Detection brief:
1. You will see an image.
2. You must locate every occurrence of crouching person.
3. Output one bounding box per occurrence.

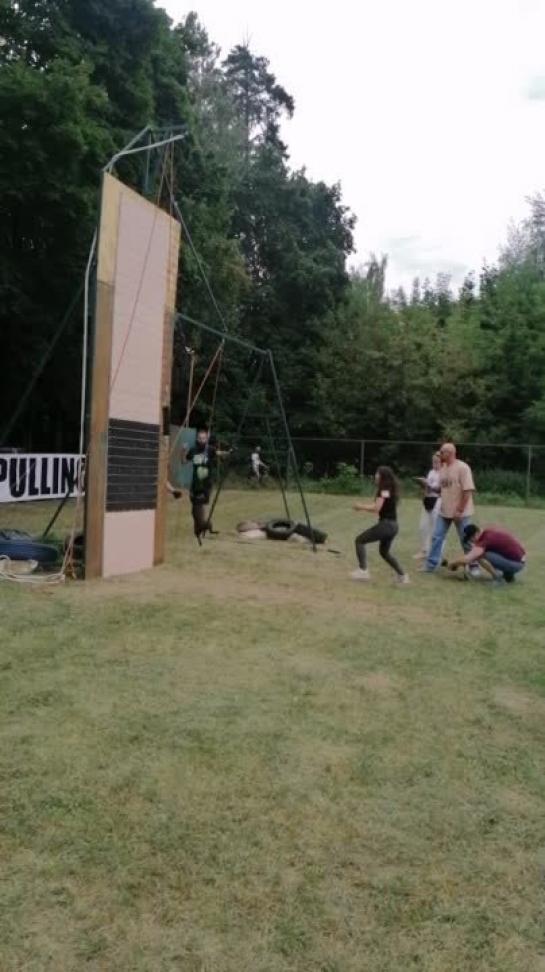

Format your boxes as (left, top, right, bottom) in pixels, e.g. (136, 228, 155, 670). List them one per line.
(448, 524, 526, 583)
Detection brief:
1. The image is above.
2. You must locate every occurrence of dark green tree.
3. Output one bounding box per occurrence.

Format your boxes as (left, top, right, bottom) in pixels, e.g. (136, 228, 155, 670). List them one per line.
(223, 44, 294, 161)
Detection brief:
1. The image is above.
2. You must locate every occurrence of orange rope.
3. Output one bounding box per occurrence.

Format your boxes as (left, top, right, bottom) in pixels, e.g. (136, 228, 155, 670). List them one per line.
(184, 350, 196, 428)
(169, 340, 224, 468)
(208, 341, 224, 436)
(181, 341, 224, 428)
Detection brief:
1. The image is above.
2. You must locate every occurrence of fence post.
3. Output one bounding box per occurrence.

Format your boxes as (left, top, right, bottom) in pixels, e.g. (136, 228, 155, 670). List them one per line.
(359, 440, 365, 481)
(526, 445, 533, 504)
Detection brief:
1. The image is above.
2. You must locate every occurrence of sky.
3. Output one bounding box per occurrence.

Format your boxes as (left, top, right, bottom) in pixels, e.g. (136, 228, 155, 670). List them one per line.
(162, 0, 545, 292)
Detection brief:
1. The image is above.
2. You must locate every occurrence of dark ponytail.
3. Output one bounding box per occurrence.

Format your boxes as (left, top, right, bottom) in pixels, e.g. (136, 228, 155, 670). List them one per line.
(376, 465, 399, 501)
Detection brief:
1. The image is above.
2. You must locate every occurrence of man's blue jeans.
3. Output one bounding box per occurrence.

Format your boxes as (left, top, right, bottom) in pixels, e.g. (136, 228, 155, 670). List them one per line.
(484, 551, 525, 580)
(426, 516, 471, 570)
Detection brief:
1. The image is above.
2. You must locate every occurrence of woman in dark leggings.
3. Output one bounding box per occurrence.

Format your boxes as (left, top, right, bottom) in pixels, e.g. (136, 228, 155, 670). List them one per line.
(351, 466, 409, 584)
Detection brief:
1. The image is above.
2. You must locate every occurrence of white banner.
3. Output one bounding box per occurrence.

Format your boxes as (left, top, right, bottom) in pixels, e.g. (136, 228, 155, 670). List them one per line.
(0, 454, 84, 503)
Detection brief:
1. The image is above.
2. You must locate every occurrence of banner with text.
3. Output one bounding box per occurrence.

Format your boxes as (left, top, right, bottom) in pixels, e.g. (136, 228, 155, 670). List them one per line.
(0, 454, 84, 503)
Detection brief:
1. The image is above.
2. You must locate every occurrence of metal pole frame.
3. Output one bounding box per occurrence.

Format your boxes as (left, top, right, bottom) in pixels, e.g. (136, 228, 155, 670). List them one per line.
(103, 131, 187, 174)
(264, 416, 291, 520)
(177, 313, 265, 357)
(526, 445, 533, 504)
(175, 313, 316, 545)
(205, 356, 266, 533)
(359, 439, 365, 482)
(267, 351, 317, 552)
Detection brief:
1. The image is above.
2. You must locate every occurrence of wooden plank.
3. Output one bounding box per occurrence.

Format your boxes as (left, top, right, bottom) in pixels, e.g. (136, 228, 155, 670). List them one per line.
(154, 441, 169, 565)
(166, 220, 181, 311)
(97, 174, 122, 286)
(154, 306, 176, 565)
(154, 215, 180, 565)
(85, 281, 114, 578)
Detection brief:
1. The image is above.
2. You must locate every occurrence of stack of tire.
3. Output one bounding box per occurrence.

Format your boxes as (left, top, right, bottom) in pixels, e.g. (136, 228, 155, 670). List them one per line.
(236, 519, 327, 545)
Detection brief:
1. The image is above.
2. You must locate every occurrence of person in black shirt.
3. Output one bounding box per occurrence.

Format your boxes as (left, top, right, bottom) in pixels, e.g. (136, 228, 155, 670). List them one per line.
(184, 427, 229, 542)
(351, 466, 409, 584)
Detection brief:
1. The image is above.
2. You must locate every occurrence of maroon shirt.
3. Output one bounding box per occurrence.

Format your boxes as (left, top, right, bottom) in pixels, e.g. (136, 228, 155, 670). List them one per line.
(478, 528, 525, 562)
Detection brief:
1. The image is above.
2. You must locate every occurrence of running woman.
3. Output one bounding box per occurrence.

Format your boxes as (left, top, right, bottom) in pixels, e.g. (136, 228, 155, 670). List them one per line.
(351, 466, 409, 584)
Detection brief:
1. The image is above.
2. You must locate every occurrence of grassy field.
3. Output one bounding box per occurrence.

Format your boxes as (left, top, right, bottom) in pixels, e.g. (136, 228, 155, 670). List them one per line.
(1, 490, 545, 971)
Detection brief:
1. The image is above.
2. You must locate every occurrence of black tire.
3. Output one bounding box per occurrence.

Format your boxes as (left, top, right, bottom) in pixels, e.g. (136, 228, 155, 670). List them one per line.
(0, 538, 59, 564)
(293, 522, 328, 544)
(265, 518, 296, 541)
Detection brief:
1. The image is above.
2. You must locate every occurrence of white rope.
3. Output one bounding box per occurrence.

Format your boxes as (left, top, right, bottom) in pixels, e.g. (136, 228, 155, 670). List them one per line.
(0, 556, 66, 585)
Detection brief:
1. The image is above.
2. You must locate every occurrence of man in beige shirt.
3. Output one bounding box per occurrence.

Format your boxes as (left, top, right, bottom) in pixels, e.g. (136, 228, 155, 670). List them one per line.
(423, 442, 476, 571)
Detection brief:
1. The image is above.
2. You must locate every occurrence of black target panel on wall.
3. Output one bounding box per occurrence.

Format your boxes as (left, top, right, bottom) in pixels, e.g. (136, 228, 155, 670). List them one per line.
(106, 418, 160, 512)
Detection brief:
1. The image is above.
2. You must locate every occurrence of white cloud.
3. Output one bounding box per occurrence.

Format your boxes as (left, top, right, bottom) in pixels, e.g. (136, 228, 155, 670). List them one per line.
(526, 75, 545, 100)
(162, 0, 545, 289)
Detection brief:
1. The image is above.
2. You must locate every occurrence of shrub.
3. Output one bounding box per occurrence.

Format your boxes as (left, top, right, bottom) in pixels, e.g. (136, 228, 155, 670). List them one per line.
(304, 462, 367, 495)
(475, 468, 528, 498)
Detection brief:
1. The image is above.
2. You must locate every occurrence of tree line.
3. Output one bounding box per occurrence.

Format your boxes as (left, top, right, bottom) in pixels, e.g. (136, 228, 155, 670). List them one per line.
(1, 0, 544, 453)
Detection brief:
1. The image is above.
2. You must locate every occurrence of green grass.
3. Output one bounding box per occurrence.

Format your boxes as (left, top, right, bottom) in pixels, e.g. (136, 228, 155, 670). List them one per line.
(1, 492, 545, 971)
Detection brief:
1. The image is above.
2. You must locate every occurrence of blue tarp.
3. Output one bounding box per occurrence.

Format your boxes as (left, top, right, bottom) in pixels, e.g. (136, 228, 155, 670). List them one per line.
(169, 426, 196, 488)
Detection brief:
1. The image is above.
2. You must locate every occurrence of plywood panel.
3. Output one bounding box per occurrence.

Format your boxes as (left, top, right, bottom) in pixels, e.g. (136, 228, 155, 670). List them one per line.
(103, 510, 156, 577)
(109, 194, 171, 425)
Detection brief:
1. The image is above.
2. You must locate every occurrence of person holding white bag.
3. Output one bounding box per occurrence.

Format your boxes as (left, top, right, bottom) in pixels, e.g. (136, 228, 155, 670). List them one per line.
(413, 452, 442, 560)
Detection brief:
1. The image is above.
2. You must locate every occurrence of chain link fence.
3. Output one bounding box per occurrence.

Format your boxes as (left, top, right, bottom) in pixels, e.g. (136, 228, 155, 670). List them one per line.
(230, 436, 545, 502)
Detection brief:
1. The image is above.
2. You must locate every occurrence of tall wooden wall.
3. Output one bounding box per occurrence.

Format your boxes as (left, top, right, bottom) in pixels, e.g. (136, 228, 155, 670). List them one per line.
(85, 173, 180, 578)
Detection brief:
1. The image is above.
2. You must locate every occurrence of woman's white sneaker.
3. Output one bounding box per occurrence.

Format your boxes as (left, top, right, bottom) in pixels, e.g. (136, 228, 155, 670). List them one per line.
(351, 568, 370, 581)
(395, 573, 410, 585)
